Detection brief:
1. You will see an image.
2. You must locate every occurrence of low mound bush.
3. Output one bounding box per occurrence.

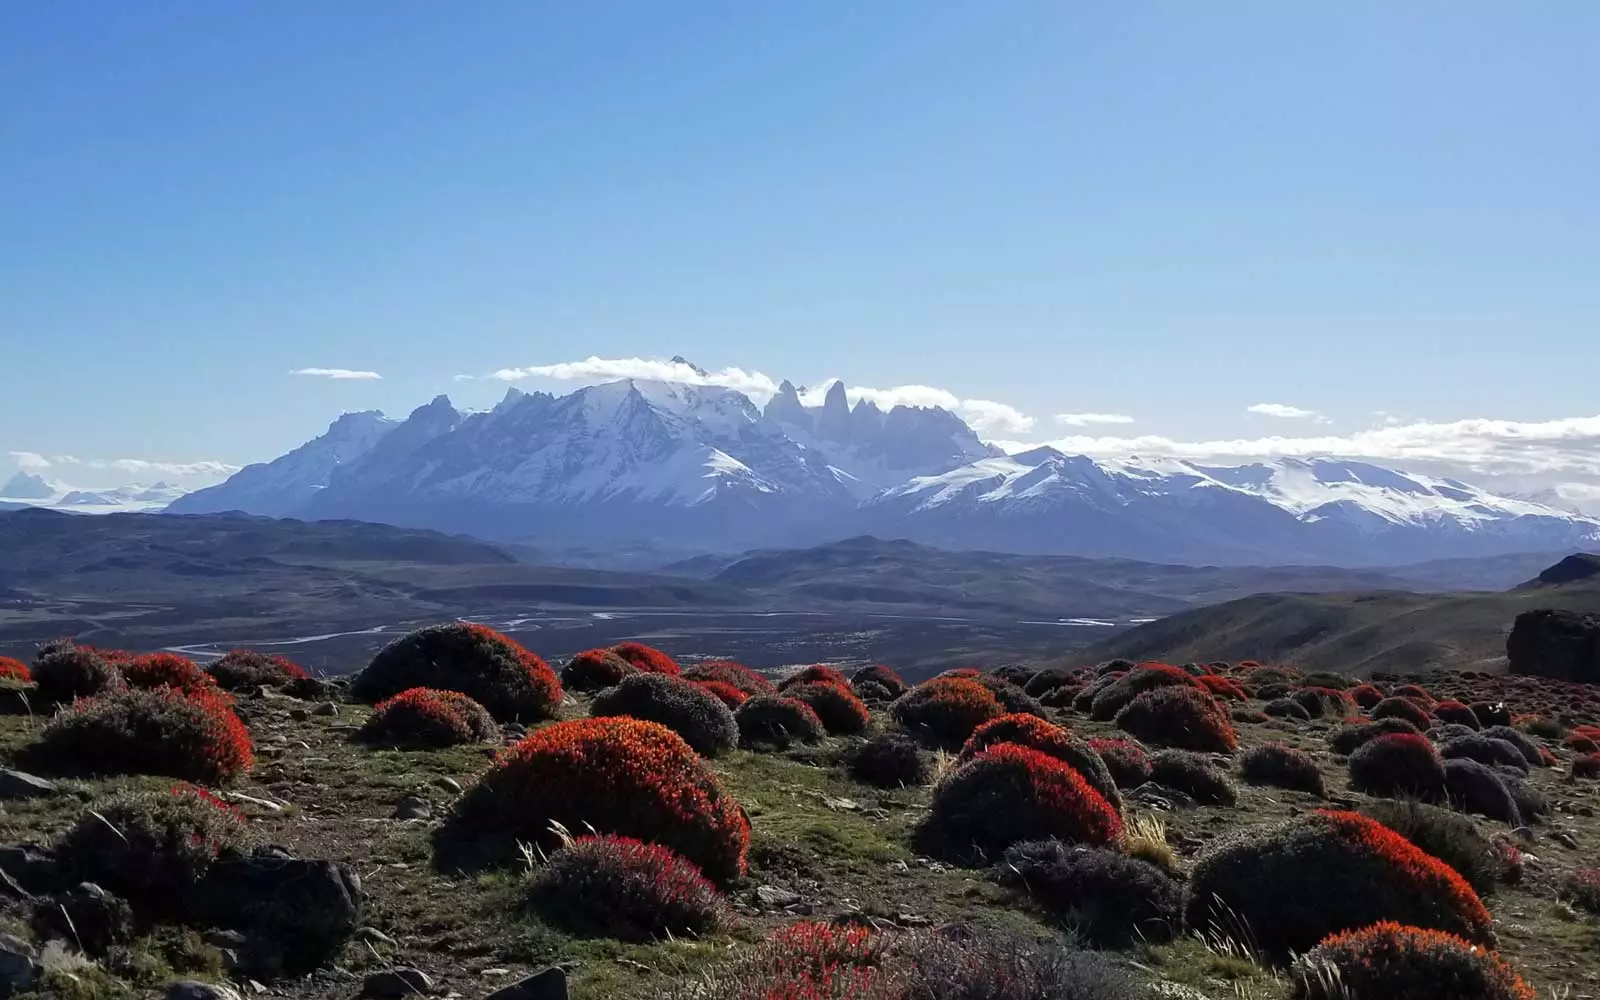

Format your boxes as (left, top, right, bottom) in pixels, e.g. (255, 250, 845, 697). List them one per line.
(1561, 869, 1600, 914)
(1293, 687, 1355, 720)
(612, 642, 680, 675)
(528, 834, 723, 942)
(694, 680, 750, 709)
(1089, 663, 1200, 721)
(1184, 810, 1493, 960)
(1331, 716, 1422, 755)
(120, 652, 231, 703)
(359, 687, 497, 748)
(891, 676, 1004, 750)
(591, 673, 739, 757)
(847, 733, 932, 788)
(778, 664, 850, 692)
(0, 656, 31, 683)
(560, 648, 637, 691)
(1239, 743, 1326, 796)
(1264, 697, 1313, 721)
(786, 680, 870, 735)
(1360, 798, 1502, 895)
(59, 785, 249, 906)
(1197, 675, 1248, 701)
(959, 714, 1121, 811)
(1114, 686, 1237, 753)
(1443, 759, 1522, 825)
(30, 687, 253, 785)
(1497, 772, 1549, 823)
(682, 660, 774, 697)
(1022, 667, 1079, 698)
(352, 622, 562, 722)
(989, 663, 1036, 687)
(1573, 752, 1600, 779)
(1372, 696, 1433, 729)
(734, 695, 825, 749)
(1350, 732, 1446, 802)
(32, 640, 125, 704)
(1392, 683, 1437, 708)
(1087, 737, 1151, 789)
(925, 743, 1122, 862)
(1039, 685, 1081, 709)
(849, 664, 908, 698)
(449, 716, 749, 883)
(1292, 922, 1533, 1000)
(205, 648, 310, 691)
(1434, 700, 1481, 729)
(1349, 682, 1386, 709)
(997, 840, 1180, 946)
(971, 673, 1046, 717)
(1150, 749, 1237, 806)
(1479, 725, 1542, 766)
(1563, 733, 1599, 754)
(1441, 735, 1530, 773)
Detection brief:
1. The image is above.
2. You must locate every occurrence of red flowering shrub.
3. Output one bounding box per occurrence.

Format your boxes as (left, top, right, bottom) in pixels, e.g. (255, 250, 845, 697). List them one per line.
(529, 834, 723, 941)
(1562, 868, 1600, 914)
(1184, 809, 1493, 959)
(1563, 734, 1598, 754)
(31, 639, 125, 704)
(1292, 922, 1533, 1000)
(938, 667, 984, 679)
(1350, 683, 1386, 709)
(560, 648, 637, 692)
(1114, 686, 1237, 753)
(1292, 686, 1355, 720)
(959, 713, 1121, 810)
(0, 656, 30, 683)
(683, 660, 774, 697)
(1572, 723, 1600, 742)
(121, 652, 232, 704)
(723, 920, 888, 998)
(592, 672, 739, 756)
(1434, 700, 1481, 729)
(1361, 799, 1505, 895)
(735, 695, 825, 750)
(59, 784, 250, 906)
(352, 622, 561, 722)
(1197, 675, 1248, 701)
(1372, 696, 1433, 730)
(1573, 753, 1600, 779)
(891, 676, 1004, 750)
(449, 716, 749, 883)
(1350, 732, 1447, 802)
(851, 664, 908, 698)
(1089, 663, 1201, 721)
(360, 687, 497, 748)
(787, 681, 870, 735)
(1331, 717, 1422, 755)
(694, 679, 750, 709)
(30, 687, 253, 785)
(924, 743, 1122, 862)
(779, 664, 850, 692)
(1088, 737, 1152, 789)
(612, 641, 680, 675)
(205, 648, 310, 691)
(1393, 684, 1437, 709)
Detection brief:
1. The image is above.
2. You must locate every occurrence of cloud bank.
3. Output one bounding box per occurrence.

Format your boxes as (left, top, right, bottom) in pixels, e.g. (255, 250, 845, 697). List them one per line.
(1247, 402, 1323, 420)
(292, 368, 383, 380)
(6, 452, 240, 479)
(1055, 412, 1136, 427)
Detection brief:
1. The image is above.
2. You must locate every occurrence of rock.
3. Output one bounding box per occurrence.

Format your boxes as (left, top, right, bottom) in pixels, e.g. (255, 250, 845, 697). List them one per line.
(393, 796, 432, 821)
(354, 927, 398, 946)
(0, 770, 57, 801)
(1554, 830, 1580, 850)
(289, 709, 310, 722)
(204, 930, 248, 949)
(285, 677, 332, 700)
(0, 933, 35, 997)
(167, 981, 244, 1000)
(311, 701, 340, 717)
(434, 777, 462, 794)
(0, 846, 61, 896)
(361, 967, 434, 998)
(1507, 608, 1600, 683)
(31, 882, 132, 956)
(191, 853, 362, 975)
(483, 967, 567, 1000)
(755, 885, 799, 908)
(1528, 553, 1600, 587)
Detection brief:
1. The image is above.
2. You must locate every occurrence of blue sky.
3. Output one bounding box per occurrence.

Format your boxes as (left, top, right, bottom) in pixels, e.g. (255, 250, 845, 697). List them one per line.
(4, 3, 1599, 501)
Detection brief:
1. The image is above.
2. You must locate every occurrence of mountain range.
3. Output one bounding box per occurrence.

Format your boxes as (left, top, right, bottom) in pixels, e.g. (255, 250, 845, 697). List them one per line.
(168, 374, 1600, 566)
(0, 472, 188, 513)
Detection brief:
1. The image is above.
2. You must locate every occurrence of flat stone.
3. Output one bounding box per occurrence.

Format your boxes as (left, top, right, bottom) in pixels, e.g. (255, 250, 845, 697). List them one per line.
(361, 967, 434, 998)
(393, 796, 432, 821)
(166, 981, 243, 1000)
(483, 967, 567, 1000)
(434, 777, 463, 794)
(755, 885, 799, 907)
(0, 769, 57, 800)
(355, 927, 398, 946)
(312, 702, 339, 717)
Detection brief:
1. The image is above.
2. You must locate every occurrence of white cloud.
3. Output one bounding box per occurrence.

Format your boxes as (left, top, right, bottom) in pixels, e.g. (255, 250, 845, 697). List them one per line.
(8, 451, 239, 480)
(1247, 402, 1322, 420)
(7, 451, 52, 470)
(291, 368, 383, 380)
(1055, 412, 1136, 427)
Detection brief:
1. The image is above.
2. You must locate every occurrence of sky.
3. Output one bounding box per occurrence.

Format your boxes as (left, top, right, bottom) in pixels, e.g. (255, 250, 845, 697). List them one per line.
(3, 3, 1599, 506)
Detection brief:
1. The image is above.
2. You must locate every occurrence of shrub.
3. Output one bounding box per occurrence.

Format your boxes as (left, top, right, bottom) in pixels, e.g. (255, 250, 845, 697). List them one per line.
(1440, 735, 1529, 773)
(1360, 798, 1502, 895)
(734, 695, 825, 750)
(1434, 700, 1481, 729)
(1471, 702, 1513, 729)
(1087, 737, 1151, 789)
(1573, 752, 1600, 779)
(591, 673, 739, 757)
(925, 744, 1122, 862)
(891, 677, 1005, 750)
(847, 734, 932, 788)
(31, 687, 253, 785)
(779, 664, 850, 692)
(853, 680, 895, 703)
(59, 785, 249, 905)
(1239, 743, 1326, 796)
(120, 652, 231, 703)
(1149, 749, 1238, 806)
(959, 714, 1121, 811)
(1264, 697, 1313, 721)
(32, 640, 125, 704)
(1393, 684, 1437, 708)
(1443, 759, 1522, 826)
(352, 622, 562, 723)
(359, 687, 497, 748)
(1292, 922, 1533, 1000)
(1349, 733, 1446, 802)
(787, 680, 870, 735)
(1088, 663, 1200, 721)
(1039, 685, 1081, 709)
(1349, 683, 1386, 709)
(890, 927, 1137, 1000)
(971, 674, 1046, 717)
(1197, 675, 1248, 701)
(1114, 686, 1237, 753)
(1372, 697, 1433, 729)
(612, 642, 681, 675)
(561, 648, 637, 692)
(683, 660, 775, 697)
(1479, 726, 1542, 766)
(449, 716, 749, 883)
(989, 664, 1036, 688)
(1293, 687, 1354, 720)
(1561, 869, 1600, 914)
(1563, 734, 1599, 754)
(205, 648, 310, 691)
(528, 834, 722, 941)
(1497, 772, 1549, 823)
(1331, 716, 1422, 755)
(0, 656, 31, 683)
(1185, 810, 1493, 960)
(1022, 667, 1079, 699)
(996, 840, 1180, 946)
(695, 680, 751, 710)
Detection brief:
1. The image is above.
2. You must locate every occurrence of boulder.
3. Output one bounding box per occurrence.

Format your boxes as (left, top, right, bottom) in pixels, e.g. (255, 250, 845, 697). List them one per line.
(361, 968, 434, 998)
(191, 852, 361, 975)
(0, 770, 57, 801)
(484, 968, 567, 1000)
(31, 882, 132, 956)
(1507, 609, 1600, 683)
(0, 934, 35, 998)
(166, 981, 243, 1000)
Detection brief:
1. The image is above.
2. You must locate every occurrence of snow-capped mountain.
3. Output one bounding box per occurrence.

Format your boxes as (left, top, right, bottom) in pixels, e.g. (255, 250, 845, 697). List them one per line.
(166, 377, 1600, 565)
(0, 476, 192, 514)
(1, 473, 54, 500)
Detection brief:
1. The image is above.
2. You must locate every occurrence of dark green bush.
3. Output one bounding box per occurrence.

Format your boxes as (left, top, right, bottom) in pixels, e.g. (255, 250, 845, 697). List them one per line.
(997, 840, 1179, 946)
(1239, 743, 1326, 796)
(591, 672, 738, 757)
(59, 786, 249, 907)
(32, 640, 125, 704)
(1349, 733, 1446, 802)
(1331, 717, 1422, 755)
(1443, 759, 1521, 826)
(1149, 749, 1237, 806)
(1359, 799, 1503, 896)
(352, 622, 561, 723)
(847, 734, 932, 788)
(528, 834, 723, 942)
(734, 695, 824, 750)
